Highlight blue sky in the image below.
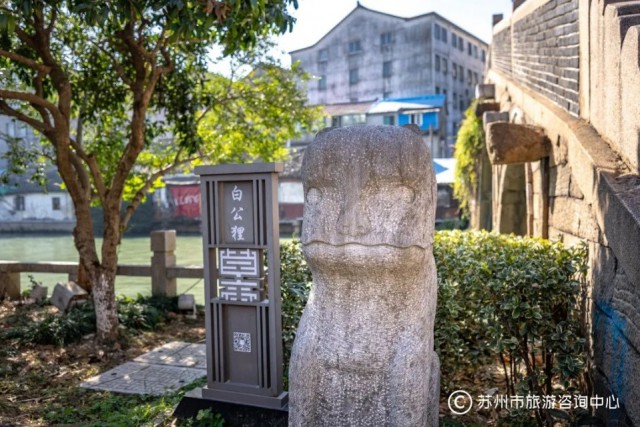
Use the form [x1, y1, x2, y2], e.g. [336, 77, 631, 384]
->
[274, 0, 514, 61]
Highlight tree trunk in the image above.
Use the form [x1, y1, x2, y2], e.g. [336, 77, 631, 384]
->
[92, 266, 119, 343]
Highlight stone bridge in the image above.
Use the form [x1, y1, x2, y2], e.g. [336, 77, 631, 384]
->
[478, 0, 640, 424]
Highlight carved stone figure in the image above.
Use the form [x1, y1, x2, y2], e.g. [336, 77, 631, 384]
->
[288, 125, 440, 426]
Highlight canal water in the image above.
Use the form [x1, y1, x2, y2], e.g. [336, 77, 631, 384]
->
[0, 234, 207, 303]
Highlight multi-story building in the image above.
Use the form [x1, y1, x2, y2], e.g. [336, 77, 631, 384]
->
[290, 3, 488, 155]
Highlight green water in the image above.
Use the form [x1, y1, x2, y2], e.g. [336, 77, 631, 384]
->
[0, 234, 207, 303]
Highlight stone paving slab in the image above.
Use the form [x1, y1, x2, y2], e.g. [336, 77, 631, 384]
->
[133, 341, 206, 369]
[80, 342, 207, 396]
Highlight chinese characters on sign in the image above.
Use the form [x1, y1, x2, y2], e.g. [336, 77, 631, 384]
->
[223, 182, 254, 244]
[196, 163, 286, 410]
[218, 248, 263, 302]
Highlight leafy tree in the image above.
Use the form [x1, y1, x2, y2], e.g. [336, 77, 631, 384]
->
[0, 0, 317, 342]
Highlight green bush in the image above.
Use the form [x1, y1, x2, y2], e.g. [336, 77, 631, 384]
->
[278, 232, 588, 424]
[279, 239, 312, 388]
[4, 303, 96, 346]
[4, 295, 180, 346]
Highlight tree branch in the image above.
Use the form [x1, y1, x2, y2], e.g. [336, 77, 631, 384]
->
[0, 89, 63, 122]
[120, 150, 199, 230]
[0, 100, 49, 133]
[0, 49, 51, 73]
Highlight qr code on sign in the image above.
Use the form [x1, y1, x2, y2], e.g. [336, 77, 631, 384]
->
[233, 332, 251, 353]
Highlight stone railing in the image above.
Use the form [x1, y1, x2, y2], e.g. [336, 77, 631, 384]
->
[0, 230, 203, 300]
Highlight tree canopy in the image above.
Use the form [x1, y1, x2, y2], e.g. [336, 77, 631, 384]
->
[0, 0, 319, 341]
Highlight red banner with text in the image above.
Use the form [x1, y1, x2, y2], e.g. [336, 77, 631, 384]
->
[168, 185, 201, 218]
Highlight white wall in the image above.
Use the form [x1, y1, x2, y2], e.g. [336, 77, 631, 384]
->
[0, 192, 74, 221]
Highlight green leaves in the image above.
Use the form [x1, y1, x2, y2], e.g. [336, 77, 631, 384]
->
[453, 100, 484, 218]
[434, 230, 588, 402]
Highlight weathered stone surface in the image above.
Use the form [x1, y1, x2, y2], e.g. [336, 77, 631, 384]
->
[475, 101, 500, 117]
[289, 126, 439, 426]
[486, 122, 551, 165]
[475, 84, 496, 100]
[150, 230, 177, 297]
[620, 23, 640, 172]
[482, 112, 509, 133]
[593, 297, 640, 426]
[596, 172, 640, 292]
[51, 281, 88, 311]
[29, 285, 48, 303]
[549, 196, 602, 242]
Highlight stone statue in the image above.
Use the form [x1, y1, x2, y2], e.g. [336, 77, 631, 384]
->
[288, 125, 440, 426]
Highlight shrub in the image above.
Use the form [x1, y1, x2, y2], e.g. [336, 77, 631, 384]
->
[3, 295, 180, 346]
[434, 230, 588, 425]
[4, 303, 96, 346]
[278, 232, 588, 425]
[279, 239, 312, 387]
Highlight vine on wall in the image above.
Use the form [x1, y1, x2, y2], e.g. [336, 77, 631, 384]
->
[453, 101, 485, 218]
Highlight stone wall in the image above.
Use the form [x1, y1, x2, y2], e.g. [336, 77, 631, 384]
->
[485, 0, 640, 424]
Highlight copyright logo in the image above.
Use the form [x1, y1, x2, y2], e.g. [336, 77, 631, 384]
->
[448, 390, 473, 415]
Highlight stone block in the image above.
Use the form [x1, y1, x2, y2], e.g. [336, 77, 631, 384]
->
[593, 301, 640, 426]
[482, 112, 509, 132]
[475, 84, 495, 99]
[178, 294, 196, 311]
[549, 165, 572, 197]
[620, 24, 640, 172]
[486, 122, 551, 165]
[603, 4, 640, 162]
[475, 101, 500, 117]
[51, 281, 88, 312]
[596, 172, 640, 291]
[29, 285, 48, 303]
[549, 196, 602, 242]
[150, 230, 177, 253]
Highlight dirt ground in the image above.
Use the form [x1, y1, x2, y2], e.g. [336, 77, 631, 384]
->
[0, 300, 206, 426]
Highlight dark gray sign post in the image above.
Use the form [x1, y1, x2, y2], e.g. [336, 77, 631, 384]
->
[195, 163, 287, 410]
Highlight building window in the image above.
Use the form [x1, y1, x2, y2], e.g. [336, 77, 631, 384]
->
[318, 48, 328, 62]
[348, 40, 362, 54]
[458, 36, 464, 51]
[468, 42, 473, 56]
[380, 32, 393, 45]
[467, 69, 473, 84]
[459, 66, 464, 82]
[349, 68, 359, 85]
[342, 114, 366, 126]
[383, 115, 395, 125]
[382, 61, 392, 78]
[473, 45, 479, 58]
[452, 63, 458, 79]
[453, 92, 458, 109]
[434, 23, 441, 40]
[473, 72, 479, 85]
[435, 86, 440, 94]
[52, 196, 61, 211]
[452, 34, 457, 48]
[435, 54, 441, 72]
[14, 195, 25, 211]
[442, 58, 448, 74]
[318, 75, 326, 91]
[383, 91, 391, 99]
[481, 49, 486, 62]
[409, 113, 422, 126]
[459, 99, 465, 111]
[441, 28, 448, 43]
